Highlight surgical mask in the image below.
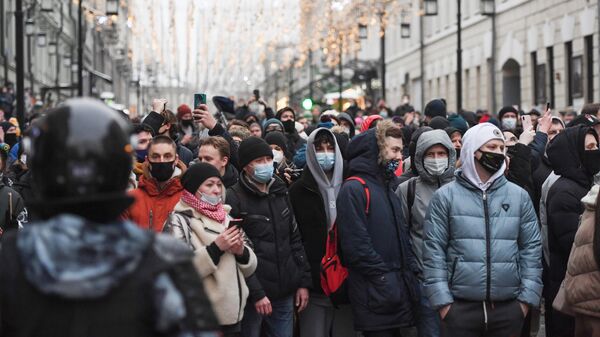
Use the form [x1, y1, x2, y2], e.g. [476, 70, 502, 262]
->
[253, 162, 274, 183]
[582, 149, 600, 175]
[476, 151, 505, 174]
[272, 150, 284, 164]
[423, 157, 448, 176]
[150, 161, 176, 182]
[385, 159, 400, 177]
[200, 193, 222, 206]
[316, 152, 335, 171]
[135, 149, 148, 163]
[379, 110, 389, 119]
[501, 118, 517, 130]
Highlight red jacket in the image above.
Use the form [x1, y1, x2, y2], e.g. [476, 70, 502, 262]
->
[122, 161, 186, 232]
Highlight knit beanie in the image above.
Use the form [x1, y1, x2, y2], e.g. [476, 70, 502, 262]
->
[448, 114, 470, 134]
[498, 106, 518, 121]
[238, 136, 274, 169]
[180, 162, 222, 194]
[264, 131, 288, 154]
[424, 99, 447, 119]
[429, 116, 450, 130]
[176, 104, 192, 119]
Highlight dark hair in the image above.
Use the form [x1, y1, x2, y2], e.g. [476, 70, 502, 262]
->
[314, 130, 334, 148]
[594, 190, 600, 267]
[148, 135, 177, 153]
[160, 109, 179, 139]
[582, 103, 600, 116]
[384, 125, 404, 139]
[200, 136, 231, 159]
[228, 119, 250, 131]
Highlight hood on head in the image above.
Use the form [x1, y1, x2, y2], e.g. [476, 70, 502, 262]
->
[414, 130, 456, 183]
[347, 128, 381, 177]
[306, 128, 344, 183]
[459, 122, 506, 191]
[337, 112, 356, 138]
[547, 125, 594, 187]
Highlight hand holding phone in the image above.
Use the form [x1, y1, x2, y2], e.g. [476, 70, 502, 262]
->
[194, 93, 207, 109]
[521, 114, 533, 131]
[228, 218, 244, 229]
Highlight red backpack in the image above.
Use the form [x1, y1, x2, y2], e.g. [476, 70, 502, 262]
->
[320, 176, 370, 305]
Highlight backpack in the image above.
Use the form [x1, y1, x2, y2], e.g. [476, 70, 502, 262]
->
[320, 176, 370, 306]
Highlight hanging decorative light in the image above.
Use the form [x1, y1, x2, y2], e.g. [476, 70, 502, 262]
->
[480, 0, 495, 16]
[358, 23, 368, 40]
[106, 0, 119, 16]
[424, 0, 438, 16]
[48, 40, 57, 55]
[25, 18, 35, 36]
[400, 11, 411, 38]
[36, 33, 47, 47]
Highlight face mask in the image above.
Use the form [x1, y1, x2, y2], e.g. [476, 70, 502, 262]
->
[150, 161, 176, 182]
[476, 151, 505, 174]
[4, 134, 17, 148]
[342, 127, 350, 135]
[455, 148, 461, 160]
[135, 149, 148, 163]
[253, 162, 274, 183]
[181, 119, 193, 128]
[582, 149, 600, 175]
[423, 157, 448, 176]
[200, 193, 222, 206]
[379, 110, 389, 119]
[501, 118, 517, 130]
[316, 152, 335, 171]
[282, 120, 295, 133]
[273, 150, 284, 164]
[385, 159, 400, 176]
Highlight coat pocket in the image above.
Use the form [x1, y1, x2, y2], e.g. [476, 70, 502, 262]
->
[366, 271, 405, 314]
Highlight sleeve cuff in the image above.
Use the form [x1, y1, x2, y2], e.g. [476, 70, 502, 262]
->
[235, 247, 250, 264]
[206, 242, 224, 266]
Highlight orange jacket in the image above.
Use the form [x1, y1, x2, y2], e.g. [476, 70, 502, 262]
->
[122, 161, 186, 232]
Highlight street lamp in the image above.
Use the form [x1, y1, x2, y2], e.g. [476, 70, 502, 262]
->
[48, 40, 57, 55]
[25, 18, 35, 36]
[36, 33, 47, 47]
[480, 0, 495, 15]
[106, 0, 119, 16]
[400, 11, 411, 38]
[358, 24, 368, 40]
[424, 0, 438, 16]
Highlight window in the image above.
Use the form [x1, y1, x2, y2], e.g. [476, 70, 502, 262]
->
[572, 55, 583, 98]
[547, 46, 555, 108]
[476, 66, 481, 108]
[536, 64, 547, 104]
[531, 52, 537, 104]
[585, 35, 594, 102]
[565, 41, 573, 105]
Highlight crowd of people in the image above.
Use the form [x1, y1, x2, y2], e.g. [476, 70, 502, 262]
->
[0, 91, 598, 337]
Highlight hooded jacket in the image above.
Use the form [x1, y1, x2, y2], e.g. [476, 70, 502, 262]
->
[0, 214, 218, 336]
[423, 123, 542, 309]
[289, 128, 344, 293]
[545, 125, 596, 312]
[337, 112, 356, 138]
[336, 126, 418, 331]
[563, 184, 600, 317]
[122, 160, 186, 232]
[396, 130, 456, 276]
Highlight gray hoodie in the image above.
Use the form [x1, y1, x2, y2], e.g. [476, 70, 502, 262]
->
[396, 129, 456, 276]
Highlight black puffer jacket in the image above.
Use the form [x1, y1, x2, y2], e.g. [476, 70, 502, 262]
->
[226, 174, 311, 302]
[545, 125, 596, 334]
[532, 155, 553, 215]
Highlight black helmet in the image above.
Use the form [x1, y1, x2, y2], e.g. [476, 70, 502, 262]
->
[27, 98, 134, 222]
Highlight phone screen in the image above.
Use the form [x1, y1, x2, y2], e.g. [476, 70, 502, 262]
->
[228, 218, 243, 229]
[521, 115, 532, 131]
[546, 102, 551, 111]
[194, 93, 207, 109]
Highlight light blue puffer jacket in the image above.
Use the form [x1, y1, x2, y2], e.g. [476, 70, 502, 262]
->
[422, 171, 542, 309]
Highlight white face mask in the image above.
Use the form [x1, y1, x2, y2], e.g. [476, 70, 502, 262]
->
[501, 118, 517, 130]
[200, 193, 222, 206]
[272, 150, 284, 164]
[423, 157, 448, 176]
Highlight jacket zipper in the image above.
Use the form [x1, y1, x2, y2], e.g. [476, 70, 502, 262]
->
[267, 199, 281, 293]
[483, 191, 491, 301]
[449, 257, 458, 287]
[149, 209, 154, 230]
[235, 260, 243, 322]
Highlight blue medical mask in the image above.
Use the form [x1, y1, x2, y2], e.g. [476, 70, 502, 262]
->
[316, 152, 335, 171]
[253, 162, 274, 183]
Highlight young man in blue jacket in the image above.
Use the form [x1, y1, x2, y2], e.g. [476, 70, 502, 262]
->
[423, 122, 542, 337]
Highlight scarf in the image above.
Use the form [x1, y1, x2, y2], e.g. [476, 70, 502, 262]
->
[181, 190, 226, 223]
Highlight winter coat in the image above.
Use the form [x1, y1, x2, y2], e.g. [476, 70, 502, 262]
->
[423, 172, 543, 309]
[336, 129, 419, 331]
[222, 164, 239, 189]
[532, 155, 553, 215]
[545, 126, 595, 308]
[164, 201, 257, 326]
[176, 143, 194, 167]
[122, 161, 186, 232]
[396, 129, 456, 276]
[226, 174, 311, 302]
[506, 143, 535, 202]
[564, 185, 600, 317]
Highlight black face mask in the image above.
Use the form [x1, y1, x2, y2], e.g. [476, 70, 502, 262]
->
[282, 120, 295, 133]
[455, 148, 461, 160]
[4, 134, 17, 148]
[181, 119, 193, 128]
[476, 150, 505, 174]
[582, 149, 600, 175]
[149, 161, 176, 182]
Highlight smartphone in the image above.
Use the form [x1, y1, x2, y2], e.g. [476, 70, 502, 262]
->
[521, 114, 533, 131]
[253, 89, 260, 100]
[546, 102, 551, 112]
[194, 93, 207, 109]
[228, 218, 244, 229]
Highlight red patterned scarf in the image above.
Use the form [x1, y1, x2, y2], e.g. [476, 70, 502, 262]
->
[181, 190, 226, 223]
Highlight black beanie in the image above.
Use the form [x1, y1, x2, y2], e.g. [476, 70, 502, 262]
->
[429, 116, 450, 130]
[424, 99, 447, 119]
[180, 163, 222, 194]
[264, 131, 288, 154]
[498, 106, 518, 121]
[238, 136, 273, 169]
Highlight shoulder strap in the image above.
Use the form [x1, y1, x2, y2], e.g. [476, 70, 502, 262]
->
[345, 176, 370, 215]
[406, 178, 417, 228]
